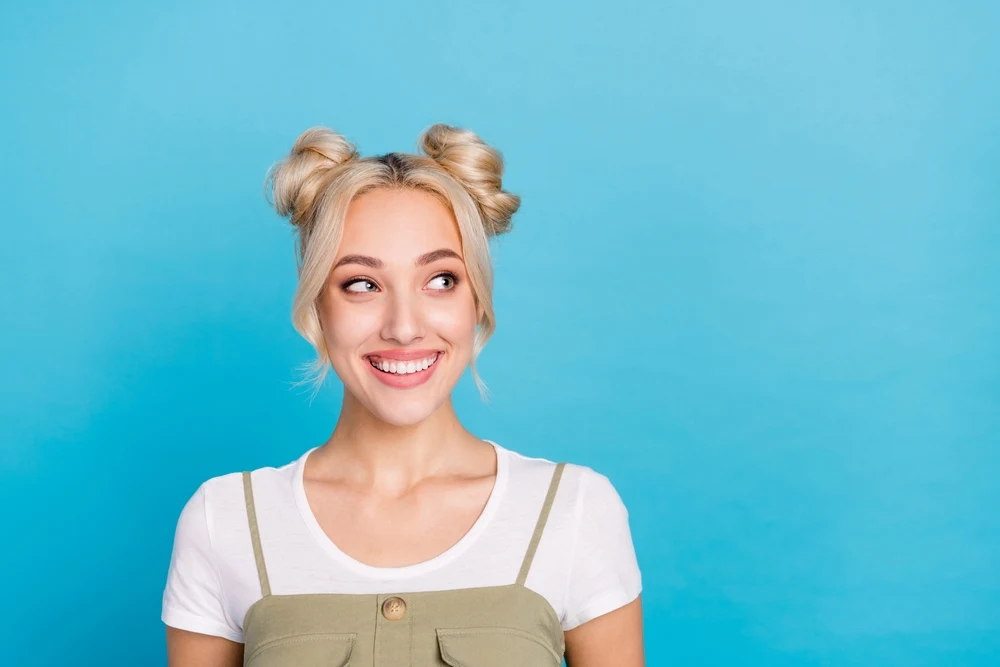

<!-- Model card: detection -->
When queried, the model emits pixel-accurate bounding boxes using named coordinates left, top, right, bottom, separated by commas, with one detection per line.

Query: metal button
left=382, top=596, right=407, bottom=621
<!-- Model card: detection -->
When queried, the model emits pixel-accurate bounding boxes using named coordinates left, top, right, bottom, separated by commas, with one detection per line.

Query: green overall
left=240, top=462, right=568, bottom=667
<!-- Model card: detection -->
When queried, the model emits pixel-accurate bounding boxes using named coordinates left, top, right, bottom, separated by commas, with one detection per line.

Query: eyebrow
left=332, top=248, right=463, bottom=271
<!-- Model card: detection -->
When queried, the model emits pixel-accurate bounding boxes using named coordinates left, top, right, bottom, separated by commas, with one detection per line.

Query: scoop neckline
left=291, top=438, right=509, bottom=579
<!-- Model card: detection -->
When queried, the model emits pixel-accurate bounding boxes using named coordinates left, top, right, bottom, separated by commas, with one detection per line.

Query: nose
left=379, top=290, right=423, bottom=344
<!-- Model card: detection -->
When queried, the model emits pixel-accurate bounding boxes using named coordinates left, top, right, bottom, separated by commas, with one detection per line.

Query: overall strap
left=242, top=471, right=271, bottom=597
left=516, top=462, right=566, bottom=586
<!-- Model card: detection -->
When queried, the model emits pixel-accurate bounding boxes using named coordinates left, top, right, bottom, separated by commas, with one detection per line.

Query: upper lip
left=365, top=349, right=442, bottom=361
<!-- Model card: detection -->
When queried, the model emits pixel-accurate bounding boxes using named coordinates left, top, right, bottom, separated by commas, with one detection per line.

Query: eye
left=341, top=277, right=378, bottom=293
left=427, top=272, right=459, bottom=291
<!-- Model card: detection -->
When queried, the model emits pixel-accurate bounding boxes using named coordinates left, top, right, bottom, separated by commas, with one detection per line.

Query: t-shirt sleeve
left=561, top=468, right=643, bottom=631
left=161, top=482, right=243, bottom=642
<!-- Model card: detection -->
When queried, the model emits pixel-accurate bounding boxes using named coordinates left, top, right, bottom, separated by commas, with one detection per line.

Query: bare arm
left=564, top=595, right=645, bottom=667
left=166, top=626, right=243, bottom=667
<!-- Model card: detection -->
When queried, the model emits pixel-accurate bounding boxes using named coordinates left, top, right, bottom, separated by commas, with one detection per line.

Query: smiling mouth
left=366, top=352, right=441, bottom=376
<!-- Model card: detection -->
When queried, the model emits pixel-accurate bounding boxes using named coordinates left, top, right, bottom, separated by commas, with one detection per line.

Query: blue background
left=1, top=1, right=998, bottom=665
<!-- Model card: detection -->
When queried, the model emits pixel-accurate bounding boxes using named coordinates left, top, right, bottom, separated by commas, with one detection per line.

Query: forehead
left=338, top=188, right=462, bottom=259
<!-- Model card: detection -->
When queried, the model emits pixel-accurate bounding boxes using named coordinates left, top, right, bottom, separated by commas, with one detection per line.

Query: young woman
left=162, top=124, right=645, bottom=666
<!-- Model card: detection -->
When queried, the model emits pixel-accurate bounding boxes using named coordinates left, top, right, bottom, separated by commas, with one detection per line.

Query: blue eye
left=342, top=277, right=377, bottom=293
left=428, top=273, right=459, bottom=290
left=340, top=272, right=459, bottom=294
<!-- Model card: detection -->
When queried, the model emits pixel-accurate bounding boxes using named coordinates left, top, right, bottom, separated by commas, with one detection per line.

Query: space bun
left=264, top=127, right=358, bottom=226
left=419, top=124, right=520, bottom=236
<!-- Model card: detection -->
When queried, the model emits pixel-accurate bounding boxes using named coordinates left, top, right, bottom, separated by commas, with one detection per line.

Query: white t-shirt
left=161, top=440, right=642, bottom=642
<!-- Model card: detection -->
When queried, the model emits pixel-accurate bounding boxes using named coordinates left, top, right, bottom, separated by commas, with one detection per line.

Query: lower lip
left=365, top=354, right=442, bottom=389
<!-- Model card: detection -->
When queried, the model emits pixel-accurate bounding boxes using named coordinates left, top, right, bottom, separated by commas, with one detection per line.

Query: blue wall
left=1, top=1, right=997, bottom=664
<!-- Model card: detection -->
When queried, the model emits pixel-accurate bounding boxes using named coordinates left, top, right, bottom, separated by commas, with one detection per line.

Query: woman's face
left=318, top=187, right=482, bottom=426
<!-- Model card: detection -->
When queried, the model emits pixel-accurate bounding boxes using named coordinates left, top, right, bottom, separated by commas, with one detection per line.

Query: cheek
left=425, top=295, right=479, bottom=335
left=321, top=301, right=380, bottom=345
left=320, top=289, right=479, bottom=347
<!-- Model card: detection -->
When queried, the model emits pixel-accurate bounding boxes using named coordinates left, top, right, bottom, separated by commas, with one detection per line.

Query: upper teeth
left=369, top=353, right=439, bottom=375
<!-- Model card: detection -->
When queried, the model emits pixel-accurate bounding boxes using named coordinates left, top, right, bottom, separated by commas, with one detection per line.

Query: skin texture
left=166, top=187, right=644, bottom=666
left=565, top=596, right=645, bottom=667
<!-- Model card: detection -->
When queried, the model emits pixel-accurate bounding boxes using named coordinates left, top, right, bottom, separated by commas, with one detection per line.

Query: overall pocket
left=245, top=631, right=357, bottom=667
left=436, top=627, right=562, bottom=667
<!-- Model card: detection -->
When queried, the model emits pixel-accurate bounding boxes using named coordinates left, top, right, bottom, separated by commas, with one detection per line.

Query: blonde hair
left=263, top=123, right=520, bottom=402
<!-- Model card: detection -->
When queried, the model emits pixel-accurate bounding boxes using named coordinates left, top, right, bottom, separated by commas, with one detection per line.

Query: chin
left=370, top=400, right=443, bottom=427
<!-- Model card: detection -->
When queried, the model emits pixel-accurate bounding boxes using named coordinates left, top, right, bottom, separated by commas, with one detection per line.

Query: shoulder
left=172, top=451, right=305, bottom=540
left=500, top=443, right=628, bottom=511
left=496, top=444, right=640, bottom=630
left=162, top=451, right=308, bottom=638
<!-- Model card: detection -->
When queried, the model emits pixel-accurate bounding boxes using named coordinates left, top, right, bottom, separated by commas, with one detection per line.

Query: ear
left=476, top=302, right=485, bottom=324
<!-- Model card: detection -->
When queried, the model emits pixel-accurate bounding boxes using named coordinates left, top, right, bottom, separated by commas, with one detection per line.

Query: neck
left=312, top=391, right=483, bottom=495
